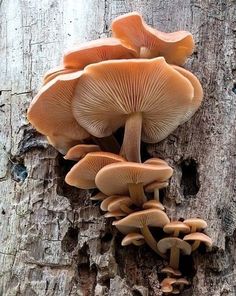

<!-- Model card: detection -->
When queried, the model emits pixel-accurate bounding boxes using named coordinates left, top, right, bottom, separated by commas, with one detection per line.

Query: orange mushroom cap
left=112, top=12, right=194, bottom=65
left=64, top=144, right=101, bottom=161
left=73, top=57, right=196, bottom=144
left=63, top=37, right=137, bottom=69
left=43, top=66, right=77, bottom=85
left=65, top=152, right=125, bottom=189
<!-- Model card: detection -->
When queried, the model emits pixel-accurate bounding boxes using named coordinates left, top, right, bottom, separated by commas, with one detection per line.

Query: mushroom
left=43, top=66, right=77, bottom=85
left=112, top=12, right=194, bottom=65
left=90, top=192, right=107, bottom=201
left=64, top=144, right=101, bottom=161
left=46, top=135, right=82, bottom=155
left=121, top=233, right=145, bottom=246
left=157, top=238, right=191, bottom=269
left=144, top=181, right=169, bottom=204
left=95, top=162, right=173, bottom=206
left=73, top=57, right=200, bottom=163
left=160, top=278, right=177, bottom=293
left=183, top=218, right=207, bottom=233
left=27, top=71, right=89, bottom=154
left=63, top=37, right=137, bottom=69
left=183, top=232, right=212, bottom=251
left=100, top=195, right=133, bottom=214
left=142, top=200, right=165, bottom=211
left=104, top=210, right=126, bottom=219
left=65, top=152, right=125, bottom=189
left=163, top=221, right=190, bottom=237
left=161, top=266, right=182, bottom=278
left=113, top=208, right=170, bottom=256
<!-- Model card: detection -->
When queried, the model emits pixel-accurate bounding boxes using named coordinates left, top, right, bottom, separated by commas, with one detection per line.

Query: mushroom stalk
left=92, top=135, right=120, bottom=154
left=122, top=112, right=142, bottom=162
left=154, top=188, right=160, bottom=201
left=191, top=241, right=201, bottom=252
left=128, top=183, right=147, bottom=206
left=141, top=225, right=166, bottom=258
left=169, top=247, right=180, bottom=270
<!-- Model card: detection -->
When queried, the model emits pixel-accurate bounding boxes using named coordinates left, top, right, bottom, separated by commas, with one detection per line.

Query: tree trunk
left=0, top=0, right=236, bottom=295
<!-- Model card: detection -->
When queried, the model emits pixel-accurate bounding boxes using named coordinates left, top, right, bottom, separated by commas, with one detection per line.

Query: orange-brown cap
left=65, top=152, right=125, bottom=189
left=113, top=208, right=170, bottom=234
left=64, top=144, right=101, bottom=161
left=112, top=12, right=194, bottom=65
left=90, top=192, right=107, bottom=201
left=104, top=210, right=126, bottom=218
left=142, top=200, right=165, bottom=211
left=160, top=278, right=177, bottom=293
left=95, top=162, right=173, bottom=196
left=73, top=58, right=195, bottom=143
left=144, top=158, right=169, bottom=166
left=163, top=221, right=190, bottom=235
left=43, top=66, right=77, bottom=85
left=121, top=233, right=145, bottom=246
left=183, top=232, right=212, bottom=249
left=63, top=37, right=137, bottom=69
left=27, top=71, right=89, bottom=153
left=100, top=195, right=132, bottom=212
left=161, top=266, right=182, bottom=277
left=157, top=238, right=192, bottom=255
left=144, top=181, right=169, bottom=192
left=183, top=218, right=207, bottom=232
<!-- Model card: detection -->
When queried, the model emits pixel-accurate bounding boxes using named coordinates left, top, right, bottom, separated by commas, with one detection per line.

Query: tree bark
left=0, top=0, right=236, bottom=295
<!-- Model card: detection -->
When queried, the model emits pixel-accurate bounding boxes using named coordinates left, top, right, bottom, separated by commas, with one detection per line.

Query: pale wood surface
left=0, top=0, right=236, bottom=295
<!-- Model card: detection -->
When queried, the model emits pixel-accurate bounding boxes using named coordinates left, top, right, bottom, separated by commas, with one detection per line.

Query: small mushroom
left=183, top=232, right=212, bottom=251
left=104, top=210, right=126, bottom=219
left=73, top=58, right=201, bottom=163
left=163, top=221, right=190, bottom=237
left=43, top=66, right=77, bottom=85
left=63, top=37, right=137, bottom=69
left=112, top=12, right=194, bottom=65
left=183, top=218, right=207, bottom=233
left=64, top=144, right=101, bottom=161
left=142, top=200, right=165, bottom=211
left=65, top=152, right=125, bottom=189
left=90, top=192, right=107, bottom=201
left=121, top=233, right=145, bottom=246
left=160, top=278, right=177, bottom=293
left=174, top=278, right=190, bottom=292
left=145, top=180, right=168, bottom=203
left=27, top=71, right=89, bottom=154
left=100, top=195, right=133, bottom=214
left=95, top=162, right=173, bottom=206
left=113, top=208, right=170, bottom=256
left=161, top=266, right=182, bottom=278
left=157, top=238, right=191, bottom=270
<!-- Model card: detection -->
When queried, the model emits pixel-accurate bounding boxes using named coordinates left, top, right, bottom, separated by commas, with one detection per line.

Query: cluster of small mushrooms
left=27, top=12, right=212, bottom=294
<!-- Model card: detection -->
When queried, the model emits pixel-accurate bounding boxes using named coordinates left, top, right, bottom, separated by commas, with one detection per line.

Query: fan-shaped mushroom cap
left=164, top=222, right=190, bottom=235
left=43, top=66, right=77, bottom=85
left=65, top=152, right=125, bottom=189
left=95, top=162, right=173, bottom=196
left=160, top=278, right=177, bottom=293
left=145, top=181, right=169, bottom=192
left=100, top=195, right=132, bottom=212
left=64, top=144, right=101, bottom=161
left=121, top=233, right=145, bottom=246
left=144, top=158, right=169, bottom=166
left=183, top=218, right=207, bottom=232
left=142, top=200, right=165, bottom=211
left=173, top=65, right=203, bottom=121
left=90, top=192, right=107, bottom=201
left=63, top=37, right=137, bottom=69
left=27, top=71, right=89, bottom=151
left=112, top=12, right=194, bottom=65
left=161, top=266, right=182, bottom=277
left=175, top=278, right=190, bottom=286
left=113, top=208, right=170, bottom=234
left=73, top=58, right=195, bottom=144
left=104, top=210, right=126, bottom=218
left=157, top=238, right=191, bottom=255
left=183, top=232, right=213, bottom=250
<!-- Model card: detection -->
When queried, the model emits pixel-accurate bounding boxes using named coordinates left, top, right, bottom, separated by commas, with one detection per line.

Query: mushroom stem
left=173, top=230, right=180, bottom=237
left=120, top=204, right=133, bottom=214
left=141, top=225, right=166, bottom=258
left=191, top=240, right=201, bottom=252
left=122, top=112, right=142, bottom=162
left=169, top=247, right=180, bottom=270
left=154, top=188, right=160, bottom=201
left=128, top=183, right=147, bottom=207
left=92, top=135, right=120, bottom=154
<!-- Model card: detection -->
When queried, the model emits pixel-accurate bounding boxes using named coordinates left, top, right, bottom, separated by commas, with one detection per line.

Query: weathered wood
left=0, top=0, right=236, bottom=295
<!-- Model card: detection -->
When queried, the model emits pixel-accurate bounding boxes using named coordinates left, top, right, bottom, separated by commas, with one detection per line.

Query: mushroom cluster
left=27, top=12, right=212, bottom=294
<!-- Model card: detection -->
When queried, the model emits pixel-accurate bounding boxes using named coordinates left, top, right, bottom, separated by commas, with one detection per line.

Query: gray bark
left=0, top=0, right=236, bottom=295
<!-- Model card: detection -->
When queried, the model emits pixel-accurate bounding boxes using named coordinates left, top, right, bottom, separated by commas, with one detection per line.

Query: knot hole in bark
left=232, top=83, right=236, bottom=94
left=61, top=226, right=79, bottom=252
left=180, top=158, right=200, bottom=198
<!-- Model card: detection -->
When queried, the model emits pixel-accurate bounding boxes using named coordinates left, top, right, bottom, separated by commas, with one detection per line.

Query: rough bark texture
left=0, top=0, right=236, bottom=295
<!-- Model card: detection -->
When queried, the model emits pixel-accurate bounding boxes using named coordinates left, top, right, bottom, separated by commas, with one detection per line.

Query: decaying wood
left=0, top=0, right=236, bottom=295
